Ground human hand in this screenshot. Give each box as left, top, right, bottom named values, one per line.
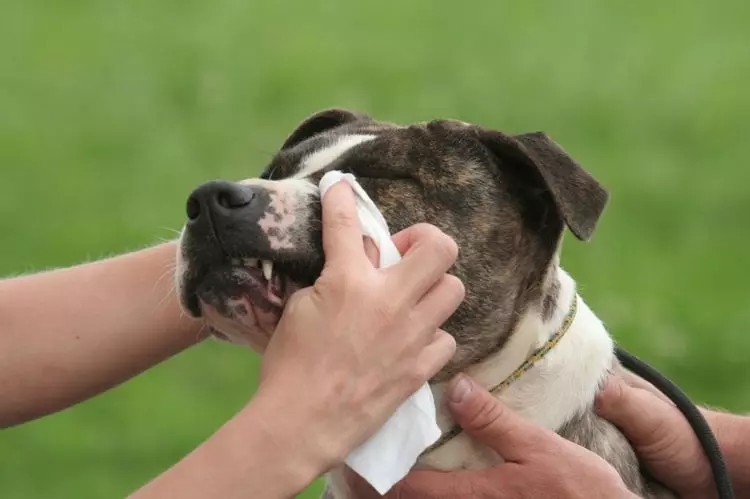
left=349, top=375, right=637, bottom=499
left=595, top=372, right=717, bottom=499
left=252, top=179, right=464, bottom=477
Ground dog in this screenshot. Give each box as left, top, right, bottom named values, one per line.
left=175, top=108, right=676, bottom=498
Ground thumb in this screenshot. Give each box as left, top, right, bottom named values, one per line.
left=445, top=374, right=551, bottom=461
left=321, top=181, right=367, bottom=267
left=595, top=376, right=682, bottom=450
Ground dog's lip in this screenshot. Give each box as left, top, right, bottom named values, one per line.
left=182, top=267, right=210, bottom=317
left=183, top=257, right=317, bottom=317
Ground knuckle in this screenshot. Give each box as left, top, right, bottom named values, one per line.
left=640, top=423, right=683, bottom=458
left=465, top=394, right=506, bottom=433
left=330, top=208, right=356, bottom=229
left=443, top=234, right=460, bottom=261
left=411, top=222, right=440, bottom=237
left=408, top=361, right=433, bottom=387
left=438, top=331, right=457, bottom=357
left=431, top=232, right=459, bottom=265
left=324, top=267, right=367, bottom=296
left=445, top=274, right=466, bottom=302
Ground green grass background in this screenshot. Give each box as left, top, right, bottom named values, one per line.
left=1, top=1, right=748, bottom=497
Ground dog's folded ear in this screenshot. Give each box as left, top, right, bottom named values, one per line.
left=281, top=108, right=371, bottom=150
left=477, top=129, right=609, bottom=241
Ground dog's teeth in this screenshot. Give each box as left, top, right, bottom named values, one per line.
left=244, top=258, right=258, bottom=268
left=262, top=260, right=273, bottom=281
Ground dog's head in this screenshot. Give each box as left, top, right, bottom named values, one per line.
left=176, top=109, right=608, bottom=378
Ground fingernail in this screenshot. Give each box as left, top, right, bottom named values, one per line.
left=595, top=376, right=621, bottom=413
left=447, top=375, right=473, bottom=404
left=320, top=175, right=350, bottom=199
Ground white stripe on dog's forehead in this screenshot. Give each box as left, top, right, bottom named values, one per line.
left=293, top=134, right=376, bottom=179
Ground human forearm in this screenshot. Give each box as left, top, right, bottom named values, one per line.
left=0, top=241, right=203, bottom=427
left=706, top=409, right=750, bottom=498
left=130, top=392, right=327, bottom=499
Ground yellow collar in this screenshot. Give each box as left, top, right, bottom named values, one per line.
left=489, top=293, right=579, bottom=394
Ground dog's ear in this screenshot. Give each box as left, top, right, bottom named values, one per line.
left=477, top=129, right=608, bottom=241
left=281, top=108, right=371, bottom=150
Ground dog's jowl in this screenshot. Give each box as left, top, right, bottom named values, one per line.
left=175, top=109, right=676, bottom=499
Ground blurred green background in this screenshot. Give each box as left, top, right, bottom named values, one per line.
left=1, top=0, right=748, bottom=497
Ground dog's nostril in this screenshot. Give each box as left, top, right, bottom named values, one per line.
left=186, top=196, right=201, bottom=221
left=216, top=186, right=254, bottom=210
left=185, top=180, right=256, bottom=224
left=217, top=192, right=234, bottom=210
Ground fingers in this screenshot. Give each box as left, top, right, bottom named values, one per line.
left=413, top=331, right=457, bottom=384
left=616, top=369, right=674, bottom=405
left=445, top=374, right=558, bottom=462
left=387, top=224, right=459, bottom=303
left=390, top=223, right=433, bottom=255
left=321, top=181, right=368, bottom=267
left=412, top=274, right=466, bottom=331
left=595, top=376, right=687, bottom=450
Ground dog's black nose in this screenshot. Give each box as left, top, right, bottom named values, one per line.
left=186, top=180, right=257, bottom=223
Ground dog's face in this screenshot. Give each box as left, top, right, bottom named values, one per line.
left=176, top=109, right=608, bottom=378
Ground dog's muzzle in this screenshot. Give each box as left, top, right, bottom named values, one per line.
left=178, top=179, right=317, bottom=349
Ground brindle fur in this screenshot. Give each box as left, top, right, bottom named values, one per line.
left=180, top=108, right=676, bottom=498
left=254, top=111, right=607, bottom=382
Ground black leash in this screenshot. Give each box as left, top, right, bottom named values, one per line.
left=614, top=346, right=735, bottom=499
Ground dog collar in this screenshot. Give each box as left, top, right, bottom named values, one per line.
left=489, top=293, right=578, bottom=394
left=424, top=293, right=578, bottom=454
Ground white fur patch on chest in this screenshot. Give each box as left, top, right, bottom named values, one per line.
left=420, top=269, right=615, bottom=470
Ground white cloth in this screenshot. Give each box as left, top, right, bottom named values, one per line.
left=318, top=171, right=442, bottom=495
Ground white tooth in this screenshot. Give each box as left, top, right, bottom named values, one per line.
left=262, top=260, right=273, bottom=281
left=244, top=258, right=258, bottom=268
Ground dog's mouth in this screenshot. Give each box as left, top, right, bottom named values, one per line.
left=184, top=255, right=319, bottom=350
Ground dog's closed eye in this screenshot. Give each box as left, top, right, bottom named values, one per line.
left=348, top=167, right=415, bottom=182
left=338, top=157, right=417, bottom=183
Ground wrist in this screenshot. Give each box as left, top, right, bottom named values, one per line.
left=241, top=387, right=339, bottom=496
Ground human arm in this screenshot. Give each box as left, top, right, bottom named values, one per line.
left=595, top=374, right=750, bottom=499
left=0, top=241, right=204, bottom=428
left=131, top=180, right=463, bottom=498
left=127, top=390, right=338, bottom=499
left=358, top=371, right=750, bottom=499
left=708, top=410, right=750, bottom=498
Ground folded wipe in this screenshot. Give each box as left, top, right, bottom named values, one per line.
left=318, top=171, right=442, bottom=495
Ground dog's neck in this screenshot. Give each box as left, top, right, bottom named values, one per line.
left=326, top=266, right=617, bottom=495
left=422, top=266, right=615, bottom=468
